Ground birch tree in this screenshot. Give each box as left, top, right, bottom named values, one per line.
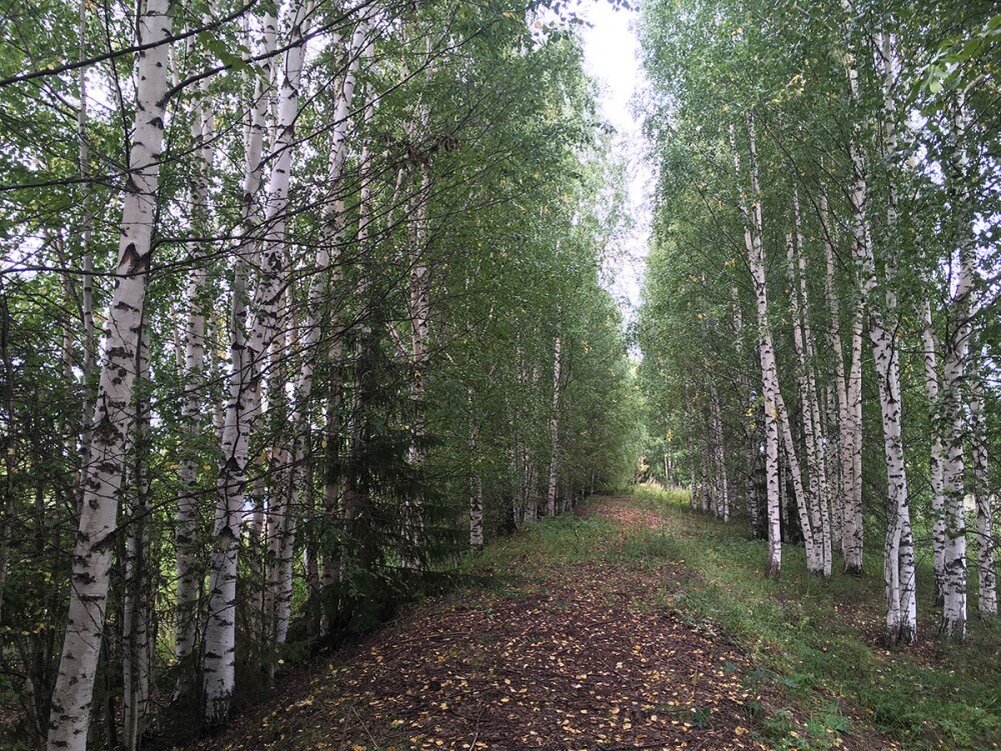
left=46, top=1, right=173, bottom=748
left=203, top=1, right=313, bottom=723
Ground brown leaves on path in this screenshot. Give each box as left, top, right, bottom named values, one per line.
left=182, top=497, right=768, bottom=751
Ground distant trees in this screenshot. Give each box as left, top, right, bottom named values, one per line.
left=0, top=1, right=640, bottom=748
left=637, top=0, right=999, bottom=644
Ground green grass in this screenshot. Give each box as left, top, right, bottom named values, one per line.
left=630, top=484, right=1001, bottom=751
left=455, top=488, right=999, bottom=750
left=472, top=512, right=620, bottom=570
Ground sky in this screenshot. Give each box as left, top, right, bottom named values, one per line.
left=579, top=1, right=654, bottom=326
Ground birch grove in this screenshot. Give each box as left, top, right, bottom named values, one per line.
left=0, top=0, right=642, bottom=746
left=638, top=0, right=999, bottom=646
left=1, top=0, right=998, bottom=747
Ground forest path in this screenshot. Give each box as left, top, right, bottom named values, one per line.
left=184, top=496, right=768, bottom=748
left=186, top=495, right=773, bottom=751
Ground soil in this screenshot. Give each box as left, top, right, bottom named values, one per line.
left=174, top=497, right=823, bottom=750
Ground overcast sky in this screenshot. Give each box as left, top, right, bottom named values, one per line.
left=579, top=1, right=653, bottom=326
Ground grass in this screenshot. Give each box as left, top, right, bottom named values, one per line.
left=459, top=486, right=1000, bottom=749
left=172, top=488, right=996, bottom=751
left=454, top=486, right=999, bottom=749
left=629, top=484, right=1001, bottom=751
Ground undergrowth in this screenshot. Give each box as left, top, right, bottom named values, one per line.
left=630, top=484, right=1000, bottom=751
left=463, top=487, right=999, bottom=750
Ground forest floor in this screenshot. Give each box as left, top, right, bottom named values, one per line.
left=181, top=488, right=998, bottom=751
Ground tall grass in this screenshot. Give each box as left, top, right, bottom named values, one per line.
left=630, top=484, right=1000, bottom=751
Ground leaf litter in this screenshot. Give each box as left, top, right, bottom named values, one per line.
left=178, top=496, right=886, bottom=751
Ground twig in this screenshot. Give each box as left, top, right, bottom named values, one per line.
left=468, top=702, right=486, bottom=749
left=349, top=703, right=379, bottom=749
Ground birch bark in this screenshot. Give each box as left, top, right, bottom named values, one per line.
left=174, top=36, right=227, bottom=678
left=46, top=2, right=172, bottom=748
left=793, top=194, right=832, bottom=575
left=920, top=300, right=947, bottom=603
left=819, top=194, right=861, bottom=572
left=940, top=92, right=976, bottom=639
left=734, top=116, right=781, bottom=576
left=785, top=230, right=828, bottom=575
left=842, top=26, right=915, bottom=641
left=76, top=0, right=97, bottom=494
left=203, top=1, right=312, bottom=723
left=970, top=355, right=996, bottom=618
left=837, top=4, right=868, bottom=577
left=731, top=288, right=757, bottom=533
left=469, top=393, right=484, bottom=550
left=290, top=18, right=367, bottom=620
left=123, top=328, right=153, bottom=751
left=709, top=381, right=728, bottom=522
left=546, top=336, right=561, bottom=517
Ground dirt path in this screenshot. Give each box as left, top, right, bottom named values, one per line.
left=186, top=497, right=767, bottom=751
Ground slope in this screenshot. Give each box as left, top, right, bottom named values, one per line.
left=176, top=491, right=912, bottom=751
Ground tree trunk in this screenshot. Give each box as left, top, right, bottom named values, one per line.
left=469, top=401, right=483, bottom=551
left=837, top=6, right=868, bottom=577
left=793, top=194, right=832, bottom=575
left=820, top=194, right=862, bottom=573
left=735, top=118, right=780, bottom=576
left=940, top=90, right=979, bottom=640
left=731, top=287, right=757, bottom=533
left=76, top=0, right=97, bottom=504
left=709, top=381, right=728, bottom=522
left=123, top=328, right=153, bottom=751
left=546, top=336, right=561, bottom=517
left=203, top=1, right=311, bottom=724
left=970, top=355, right=996, bottom=618
left=46, top=3, right=172, bottom=749
left=920, top=300, right=947, bottom=603
left=736, top=115, right=816, bottom=575
left=174, top=36, right=227, bottom=683
left=785, top=226, right=829, bottom=576
left=843, top=28, right=915, bottom=642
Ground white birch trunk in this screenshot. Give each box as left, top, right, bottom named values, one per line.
left=546, top=336, right=561, bottom=517
left=203, top=2, right=311, bottom=724
left=881, top=32, right=916, bottom=642
left=404, top=160, right=432, bottom=559
left=263, top=317, right=292, bottom=662
left=286, top=21, right=366, bottom=623
left=46, top=2, right=172, bottom=748
left=920, top=300, right=947, bottom=603
left=321, top=294, right=346, bottom=591
left=844, top=308, right=865, bottom=575
left=737, top=116, right=817, bottom=572
left=316, top=20, right=369, bottom=587
left=820, top=194, right=860, bottom=572
left=174, top=46, right=223, bottom=676
left=123, top=327, right=153, bottom=751
left=838, top=1, right=868, bottom=578
left=731, top=288, right=757, bottom=532
left=793, top=194, right=832, bottom=575
left=335, top=41, right=379, bottom=575
left=842, top=27, right=915, bottom=642
left=734, top=116, right=782, bottom=576
left=970, top=357, right=996, bottom=618
left=76, top=0, right=97, bottom=492
left=468, top=396, right=484, bottom=550
left=785, top=230, right=827, bottom=576
left=940, top=91, right=978, bottom=639
left=709, top=381, right=728, bottom=522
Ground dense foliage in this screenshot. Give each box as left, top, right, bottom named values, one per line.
left=637, top=0, right=999, bottom=643
left=0, top=1, right=641, bottom=748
